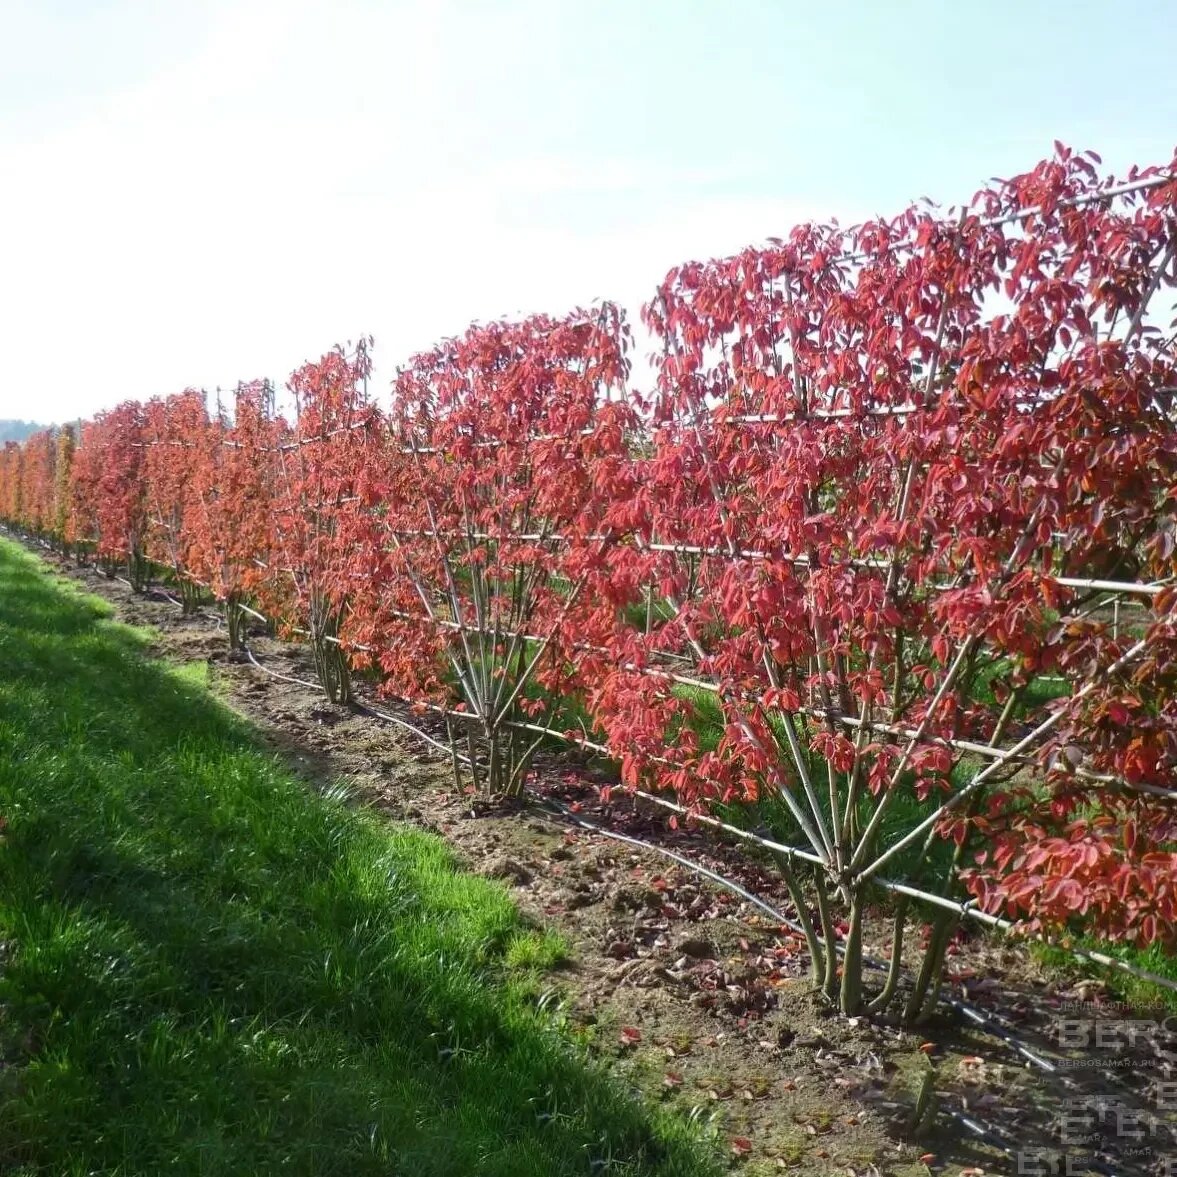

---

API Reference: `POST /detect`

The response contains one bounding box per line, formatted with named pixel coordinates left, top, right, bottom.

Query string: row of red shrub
left=4, top=146, right=1176, bottom=1013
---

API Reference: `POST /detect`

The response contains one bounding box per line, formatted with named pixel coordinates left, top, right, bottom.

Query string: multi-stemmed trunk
left=309, top=590, right=352, bottom=705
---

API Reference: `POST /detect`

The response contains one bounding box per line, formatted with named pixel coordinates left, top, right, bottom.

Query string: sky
left=2, top=0, right=1176, bottom=423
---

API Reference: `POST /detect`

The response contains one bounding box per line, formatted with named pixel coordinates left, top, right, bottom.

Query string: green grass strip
left=0, top=539, right=720, bottom=1177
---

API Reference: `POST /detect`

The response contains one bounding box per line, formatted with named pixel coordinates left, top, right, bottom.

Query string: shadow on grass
left=0, top=541, right=719, bottom=1177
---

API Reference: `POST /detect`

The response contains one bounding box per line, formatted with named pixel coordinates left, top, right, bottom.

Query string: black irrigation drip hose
left=237, top=641, right=806, bottom=931
left=533, top=794, right=801, bottom=929
left=238, top=649, right=828, bottom=948
left=940, top=993, right=1058, bottom=1073
left=552, top=795, right=1148, bottom=1161
left=355, top=697, right=474, bottom=766
left=533, top=795, right=1073, bottom=1169
left=237, top=645, right=800, bottom=927
left=940, top=984, right=1164, bottom=1138
left=238, top=648, right=808, bottom=937
left=240, top=642, right=469, bottom=764
left=539, top=798, right=1067, bottom=1074
left=546, top=802, right=1133, bottom=1176
left=234, top=647, right=1111, bottom=1067
left=191, top=637, right=1132, bottom=1174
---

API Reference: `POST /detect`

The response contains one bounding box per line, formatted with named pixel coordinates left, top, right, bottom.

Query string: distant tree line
left=0, top=420, right=48, bottom=444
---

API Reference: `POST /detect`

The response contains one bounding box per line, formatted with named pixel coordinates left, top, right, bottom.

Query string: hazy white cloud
left=0, top=0, right=844, bottom=421
left=31, top=0, right=1176, bottom=422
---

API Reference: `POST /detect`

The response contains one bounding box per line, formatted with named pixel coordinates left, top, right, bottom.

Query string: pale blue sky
left=2, top=0, right=1175, bottom=421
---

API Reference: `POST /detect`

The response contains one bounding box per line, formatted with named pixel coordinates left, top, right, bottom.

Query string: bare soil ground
left=28, top=548, right=1176, bottom=1177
